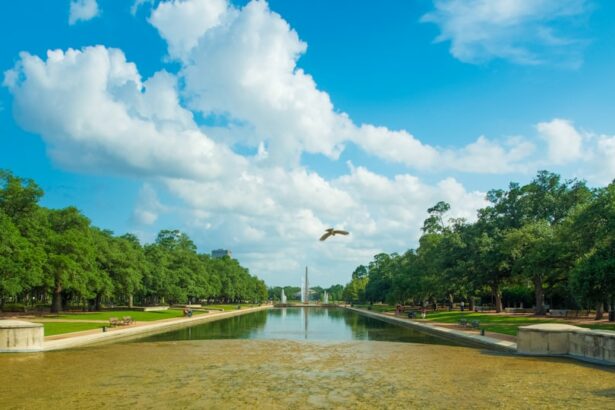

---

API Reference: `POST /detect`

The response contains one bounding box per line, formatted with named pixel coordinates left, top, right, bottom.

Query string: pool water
left=1, top=308, right=614, bottom=409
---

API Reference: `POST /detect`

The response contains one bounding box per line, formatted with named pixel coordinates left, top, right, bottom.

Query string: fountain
left=301, top=266, right=309, bottom=304
left=281, top=289, right=287, bottom=304
left=323, top=291, right=329, bottom=304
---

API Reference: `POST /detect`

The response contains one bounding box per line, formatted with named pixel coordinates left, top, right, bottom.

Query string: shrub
left=2, top=303, right=27, bottom=312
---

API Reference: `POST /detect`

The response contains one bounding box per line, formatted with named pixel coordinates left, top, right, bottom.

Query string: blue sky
left=1, top=0, right=614, bottom=287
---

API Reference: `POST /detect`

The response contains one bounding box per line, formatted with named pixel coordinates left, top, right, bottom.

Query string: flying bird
left=319, top=228, right=349, bottom=241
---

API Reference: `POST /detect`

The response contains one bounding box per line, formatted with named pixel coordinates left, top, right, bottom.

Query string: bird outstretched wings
left=319, top=228, right=349, bottom=241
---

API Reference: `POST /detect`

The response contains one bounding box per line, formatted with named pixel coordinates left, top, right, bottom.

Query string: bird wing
left=333, top=230, right=349, bottom=235
left=319, top=231, right=332, bottom=241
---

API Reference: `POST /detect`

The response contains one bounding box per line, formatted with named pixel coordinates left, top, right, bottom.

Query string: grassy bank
left=421, top=311, right=552, bottom=335
left=45, top=309, right=201, bottom=322
left=353, top=306, right=615, bottom=336
left=42, top=322, right=106, bottom=336
left=421, top=311, right=615, bottom=335
left=35, top=305, right=261, bottom=336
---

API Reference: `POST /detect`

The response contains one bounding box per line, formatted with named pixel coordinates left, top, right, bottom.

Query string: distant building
left=211, top=249, right=232, bottom=259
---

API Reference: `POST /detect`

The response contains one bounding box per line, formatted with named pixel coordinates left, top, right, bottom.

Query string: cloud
left=149, top=0, right=229, bottom=59
left=592, top=135, right=615, bottom=184
left=536, top=118, right=584, bottom=164
left=422, top=0, right=591, bottom=66
left=3, top=46, right=244, bottom=180
left=165, top=163, right=488, bottom=284
left=132, top=184, right=166, bottom=226
left=168, top=0, right=352, bottom=165
left=69, top=0, right=100, bottom=25
left=147, top=0, right=536, bottom=173
left=535, top=119, right=615, bottom=184
left=131, top=0, right=155, bottom=16
left=4, top=0, right=613, bottom=285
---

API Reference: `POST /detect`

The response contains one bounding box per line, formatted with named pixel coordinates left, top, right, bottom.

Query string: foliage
left=0, top=170, right=268, bottom=312
left=345, top=171, right=611, bottom=315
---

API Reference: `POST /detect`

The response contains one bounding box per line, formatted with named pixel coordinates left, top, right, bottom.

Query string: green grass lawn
left=580, top=323, right=615, bottom=332
left=42, top=322, right=106, bottom=336
left=420, top=311, right=615, bottom=336
left=419, top=311, right=556, bottom=336
left=37, top=305, right=262, bottom=336
left=44, top=304, right=261, bottom=321
left=46, top=309, right=204, bottom=322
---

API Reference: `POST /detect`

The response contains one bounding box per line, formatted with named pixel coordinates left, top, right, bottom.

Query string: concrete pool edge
left=346, top=307, right=517, bottom=352
left=39, top=305, right=273, bottom=352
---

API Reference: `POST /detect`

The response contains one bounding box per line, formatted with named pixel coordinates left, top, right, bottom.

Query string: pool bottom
left=1, top=339, right=614, bottom=409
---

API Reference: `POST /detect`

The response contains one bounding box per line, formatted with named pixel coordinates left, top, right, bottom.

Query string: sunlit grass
left=352, top=306, right=614, bottom=336
left=42, top=322, right=105, bottom=336
left=46, top=309, right=189, bottom=322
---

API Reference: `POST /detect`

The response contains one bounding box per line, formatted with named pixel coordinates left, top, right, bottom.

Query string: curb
left=42, top=305, right=273, bottom=352
left=346, top=307, right=517, bottom=352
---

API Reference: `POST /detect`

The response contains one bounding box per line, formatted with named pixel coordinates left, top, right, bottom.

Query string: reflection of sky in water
left=139, top=308, right=461, bottom=346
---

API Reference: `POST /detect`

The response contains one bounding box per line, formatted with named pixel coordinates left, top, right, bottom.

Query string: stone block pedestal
left=0, top=320, right=44, bottom=352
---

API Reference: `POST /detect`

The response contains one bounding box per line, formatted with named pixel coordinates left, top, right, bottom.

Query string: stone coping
left=346, top=307, right=517, bottom=352
left=0, top=320, right=43, bottom=328
left=517, top=322, right=615, bottom=366
left=40, top=305, right=273, bottom=352
left=519, top=323, right=591, bottom=333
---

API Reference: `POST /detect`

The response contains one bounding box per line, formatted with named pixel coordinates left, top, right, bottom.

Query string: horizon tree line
left=343, top=171, right=615, bottom=320
left=0, top=170, right=268, bottom=313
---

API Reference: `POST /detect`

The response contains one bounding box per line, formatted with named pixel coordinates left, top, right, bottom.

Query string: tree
left=0, top=210, right=43, bottom=306
left=566, top=184, right=615, bottom=318
left=503, top=221, right=555, bottom=315
left=45, top=207, right=95, bottom=313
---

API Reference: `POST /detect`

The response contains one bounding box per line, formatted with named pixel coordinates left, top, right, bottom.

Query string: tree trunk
left=533, top=276, right=546, bottom=315
left=492, top=285, right=503, bottom=313
left=128, top=294, right=134, bottom=308
left=51, top=284, right=62, bottom=313
left=95, top=293, right=102, bottom=311
left=595, top=301, right=604, bottom=320
left=469, top=297, right=475, bottom=311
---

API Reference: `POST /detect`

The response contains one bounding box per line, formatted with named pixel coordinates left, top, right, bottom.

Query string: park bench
left=458, top=319, right=480, bottom=329
left=122, top=316, right=134, bottom=325
left=109, top=317, right=122, bottom=327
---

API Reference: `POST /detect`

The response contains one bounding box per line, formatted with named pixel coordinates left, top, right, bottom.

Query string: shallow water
left=1, top=308, right=614, bottom=409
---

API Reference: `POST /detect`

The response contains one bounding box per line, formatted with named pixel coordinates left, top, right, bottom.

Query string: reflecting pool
left=1, top=308, right=614, bottom=409
left=140, top=307, right=461, bottom=345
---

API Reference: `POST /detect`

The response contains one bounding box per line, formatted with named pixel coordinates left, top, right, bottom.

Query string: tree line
left=268, top=284, right=344, bottom=302
left=343, top=171, right=615, bottom=319
left=0, top=170, right=268, bottom=313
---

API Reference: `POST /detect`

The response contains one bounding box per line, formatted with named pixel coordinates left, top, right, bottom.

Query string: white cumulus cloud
left=4, top=0, right=612, bottom=285
left=422, top=0, right=591, bottom=66
left=536, top=118, right=584, bottom=164
left=69, top=0, right=100, bottom=25
left=3, top=46, right=243, bottom=180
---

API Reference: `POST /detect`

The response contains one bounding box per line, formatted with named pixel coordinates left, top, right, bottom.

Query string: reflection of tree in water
left=139, top=311, right=269, bottom=342
left=341, top=311, right=460, bottom=346
left=137, top=308, right=461, bottom=346
left=269, top=307, right=301, bottom=317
